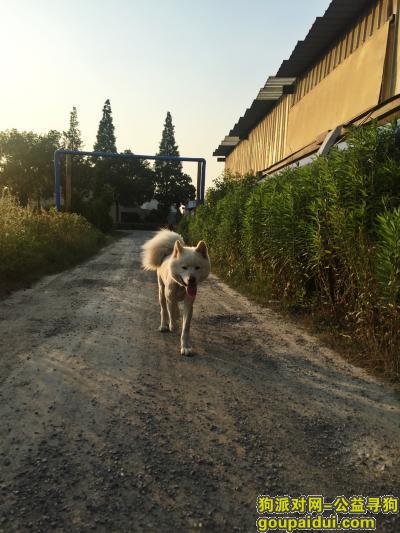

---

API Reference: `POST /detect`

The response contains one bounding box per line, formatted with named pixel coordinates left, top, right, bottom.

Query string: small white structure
left=141, top=199, right=159, bottom=210
left=109, top=199, right=178, bottom=224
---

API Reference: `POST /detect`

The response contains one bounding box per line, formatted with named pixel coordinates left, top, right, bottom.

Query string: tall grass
left=180, top=122, right=400, bottom=377
left=0, top=188, right=105, bottom=284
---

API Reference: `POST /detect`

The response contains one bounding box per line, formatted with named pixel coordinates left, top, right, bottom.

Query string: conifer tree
left=154, top=112, right=195, bottom=215
left=94, top=99, right=116, bottom=153
left=63, top=106, right=83, bottom=151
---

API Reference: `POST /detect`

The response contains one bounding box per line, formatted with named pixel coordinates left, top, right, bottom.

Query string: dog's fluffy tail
left=141, top=229, right=184, bottom=271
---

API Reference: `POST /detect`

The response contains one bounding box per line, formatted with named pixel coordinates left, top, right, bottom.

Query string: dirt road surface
left=0, top=231, right=399, bottom=533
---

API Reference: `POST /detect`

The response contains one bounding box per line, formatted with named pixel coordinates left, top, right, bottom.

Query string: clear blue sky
left=1, top=0, right=331, bottom=189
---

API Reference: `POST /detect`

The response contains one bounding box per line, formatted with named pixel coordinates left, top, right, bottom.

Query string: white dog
left=141, top=229, right=210, bottom=355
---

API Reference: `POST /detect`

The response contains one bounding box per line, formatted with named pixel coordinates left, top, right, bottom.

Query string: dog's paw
left=159, top=325, right=170, bottom=332
left=181, top=347, right=193, bottom=356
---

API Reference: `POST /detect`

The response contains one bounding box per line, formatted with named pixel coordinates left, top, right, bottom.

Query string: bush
left=72, top=184, right=114, bottom=233
left=145, top=209, right=162, bottom=223
left=0, top=188, right=105, bottom=283
left=120, top=211, right=142, bottom=223
left=180, top=122, right=400, bottom=376
left=144, top=207, right=171, bottom=225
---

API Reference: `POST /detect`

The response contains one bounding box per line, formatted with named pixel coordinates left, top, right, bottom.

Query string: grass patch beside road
left=0, top=189, right=106, bottom=296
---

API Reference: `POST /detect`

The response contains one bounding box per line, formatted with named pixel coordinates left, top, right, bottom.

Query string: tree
left=154, top=112, right=196, bottom=216
left=112, top=150, right=155, bottom=206
left=94, top=99, right=116, bottom=153
left=61, top=106, right=93, bottom=205
left=93, top=99, right=117, bottom=192
left=0, top=129, right=61, bottom=206
left=62, top=106, right=83, bottom=151
left=170, top=172, right=196, bottom=212
left=89, top=102, right=155, bottom=225
left=91, top=99, right=118, bottom=220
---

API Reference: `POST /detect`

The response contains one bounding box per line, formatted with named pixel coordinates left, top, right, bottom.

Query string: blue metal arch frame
left=54, top=149, right=206, bottom=211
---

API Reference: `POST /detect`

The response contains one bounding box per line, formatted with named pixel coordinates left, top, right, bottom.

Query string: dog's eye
left=195, top=266, right=200, bottom=270
left=182, top=266, right=187, bottom=270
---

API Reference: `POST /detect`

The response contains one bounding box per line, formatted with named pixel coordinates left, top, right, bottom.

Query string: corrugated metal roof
left=213, top=78, right=295, bottom=156
left=213, top=0, right=374, bottom=157
left=214, top=136, right=241, bottom=157
left=277, top=0, right=373, bottom=76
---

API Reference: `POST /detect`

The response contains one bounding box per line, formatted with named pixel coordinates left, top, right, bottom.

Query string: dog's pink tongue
left=187, top=283, right=197, bottom=299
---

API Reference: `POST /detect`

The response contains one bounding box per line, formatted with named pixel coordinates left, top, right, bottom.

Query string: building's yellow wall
left=225, top=95, right=291, bottom=175
left=293, top=0, right=394, bottom=105
left=225, top=0, right=395, bottom=175
left=286, top=21, right=390, bottom=156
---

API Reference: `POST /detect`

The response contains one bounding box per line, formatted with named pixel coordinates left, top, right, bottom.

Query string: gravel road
left=0, top=230, right=399, bottom=532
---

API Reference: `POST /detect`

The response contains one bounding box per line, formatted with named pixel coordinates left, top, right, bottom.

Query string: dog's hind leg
left=158, top=276, right=169, bottom=332
left=181, top=297, right=194, bottom=356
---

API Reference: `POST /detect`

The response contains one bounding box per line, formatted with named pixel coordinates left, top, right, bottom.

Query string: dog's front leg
left=158, top=277, right=169, bottom=332
left=166, top=299, right=180, bottom=333
left=181, top=297, right=194, bottom=356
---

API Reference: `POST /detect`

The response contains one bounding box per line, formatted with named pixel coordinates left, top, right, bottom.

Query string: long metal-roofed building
left=214, top=0, right=400, bottom=175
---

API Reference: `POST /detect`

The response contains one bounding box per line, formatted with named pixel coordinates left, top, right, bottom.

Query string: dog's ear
left=195, top=240, right=208, bottom=259
left=172, top=240, right=183, bottom=257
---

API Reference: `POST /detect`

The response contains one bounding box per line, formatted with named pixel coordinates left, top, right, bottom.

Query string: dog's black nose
left=188, top=276, right=196, bottom=285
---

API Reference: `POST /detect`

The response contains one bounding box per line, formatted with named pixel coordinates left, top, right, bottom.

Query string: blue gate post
left=200, top=159, right=206, bottom=205
left=54, top=152, right=62, bottom=211
left=196, top=162, right=201, bottom=205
